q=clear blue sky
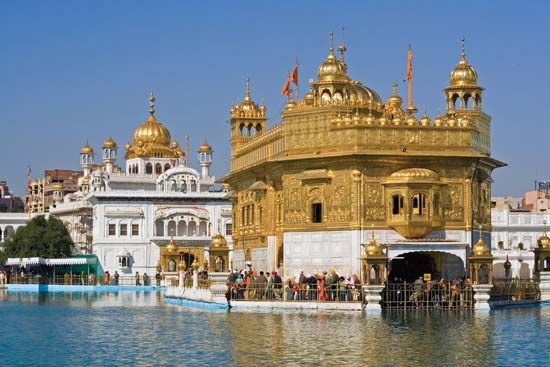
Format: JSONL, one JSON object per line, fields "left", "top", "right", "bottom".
{"left": 1, "top": 1, "right": 549, "bottom": 196}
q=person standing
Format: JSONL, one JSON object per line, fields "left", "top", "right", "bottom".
{"left": 135, "top": 272, "right": 141, "bottom": 286}
{"left": 113, "top": 271, "right": 120, "bottom": 286}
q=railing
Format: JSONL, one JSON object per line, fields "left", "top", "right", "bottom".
{"left": 226, "top": 282, "right": 363, "bottom": 302}
{"left": 383, "top": 282, "right": 474, "bottom": 310}
{"left": 7, "top": 274, "right": 160, "bottom": 286}
{"left": 491, "top": 279, "right": 540, "bottom": 302}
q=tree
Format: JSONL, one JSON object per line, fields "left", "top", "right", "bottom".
{"left": 2, "top": 215, "right": 74, "bottom": 262}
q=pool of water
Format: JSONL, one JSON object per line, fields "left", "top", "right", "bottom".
{"left": 1, "top": 290, "right": 549, "bottom": 366}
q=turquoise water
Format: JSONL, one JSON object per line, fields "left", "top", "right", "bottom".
{"left": 1, "top": 290, "right": 549, "bottom": 367}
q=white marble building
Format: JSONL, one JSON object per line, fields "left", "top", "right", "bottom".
{"left": 51, "top": 93, "right": 232, "bottom": 275}
{"left": 0, "top": 213, "right": 29, "bottom": 251}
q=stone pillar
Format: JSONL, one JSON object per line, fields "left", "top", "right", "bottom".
{"left": 363, "top": 285, "right": 385, "bottom": 313}
{"left": 178, "top": 270, "right": 184, "bottom": 288}
{"left": 538, "top": 271, "right": 550, "bottom": 302}
{"left": 473, "top": 284, "right": 493, "bottom": 310}
{"left": 192, "top": 270, "right": 199, "bottom": 289}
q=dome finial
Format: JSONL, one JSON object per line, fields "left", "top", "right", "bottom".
{"left": 148, "top": 92, "right": 156, "bottom": 116}
{"left": 461, "top": 36, "right": 466, "bottom": 61}
{"left": 392, "top": 82, "right": 398, "bottom": 96}
{"left": 329, "top": 31, "right": 335, "bottom": 55}
{"left": 245, "top": 77, "right": 251, "bottom": 100}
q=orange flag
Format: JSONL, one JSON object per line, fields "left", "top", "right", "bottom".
{"left": 290, "top": 64, "right": 298, "bottom": 86}
{"left": 281, "top": 76, "right": 291, "bottom": 96}
{"left": 405, "top": 46, "right": 413, "bottom": 81}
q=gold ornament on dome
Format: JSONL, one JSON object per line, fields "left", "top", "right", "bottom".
{"left": 198, "top": 139, "right": 213, "bottom": 153}
{"left": 365, "top": 229, "right": 383, "bottom": 257}
{"left": 472, "top": 227, "right": 491, "bottom": 256}
{"left": 211, "top": 233, "right": 228, "bottom": 249}
{"left": 191, "top": 258, "right": 199, "bottom": 270}
{"left": 80, "top": 143, "right": 94, "bottom": 155}
{"left": 448, "top": 37, "right": 479, "bottom": 88}
{"left": 166, "top": 238, "right": 176, "bottom": 252}
{"left": 124, "top": 93, "right": 182, "bottom": 160}
{"left": 102, "top": 137, "right": 117, "bottom": 149}
{"left": 538, "top": 220, "right": 550, "bottom": 249}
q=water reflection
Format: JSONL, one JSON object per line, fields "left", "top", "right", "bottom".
{"left": 1, "top": 291, "right": 549, "bottom": 366}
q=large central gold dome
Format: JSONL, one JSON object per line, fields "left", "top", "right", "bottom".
{"left": 124, "top": 93, "right": 183, "bottom": 160}
{"left": 133, "top": 115, "right": 171, "bottom": 146}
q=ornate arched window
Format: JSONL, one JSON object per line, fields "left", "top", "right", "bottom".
{"left": 155, "top": 163, "right": 162, "bottom": 175}
{"left": 146, "top": 163, "right": 153, "bottom": 175}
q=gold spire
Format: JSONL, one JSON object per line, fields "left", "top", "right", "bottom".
{"left": 365, "top": 224, "right": 383, "bottom": 256}
{"left": 329, "top": 31, "right": 335, "bottom": 56}
{"left": 149, "top": 92, "right": 156, "bottom": 116}
{"left": 461, "top": 36, "right": 466, "bottom": 62}
{"left": 245, "top": 78, "right": 251, "bottom": 101}
{"left": 472, "top": 225, "right": 490, "bottom": 256}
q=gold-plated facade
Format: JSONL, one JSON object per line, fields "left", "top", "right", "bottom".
{"left": 221, "top": 36, "right": 505, "bottom": 270}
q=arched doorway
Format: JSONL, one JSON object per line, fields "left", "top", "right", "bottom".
{"left": 389, "top": 251, "right": 465, "bottom": 282}
{"left": 389, "top": 252, "right": 437, "bottom": 282}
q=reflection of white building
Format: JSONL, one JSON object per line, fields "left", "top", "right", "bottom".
{"left": 53, "top": 93, "right": 232, "bottom": 275}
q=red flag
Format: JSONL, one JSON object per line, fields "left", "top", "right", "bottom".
{"left": 405, "top": 46, "right": 413, "bottom": 81}
{"left": 281, "top": 76, "right": 291, "bottom": 96}
{"left": 290, "top": 64, "right": 298, "bottom": 86}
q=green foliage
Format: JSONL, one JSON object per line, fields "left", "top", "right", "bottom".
{"left": 3, "top": 215, "right": 74, "bottom": 260}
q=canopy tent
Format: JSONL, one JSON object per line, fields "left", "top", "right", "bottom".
{"left": 5, "top": 255, "right": 101, "bottom": 277}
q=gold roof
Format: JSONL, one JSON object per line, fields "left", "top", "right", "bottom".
{"left": 198, "top": 139, "right": 213, "bottom": 153}
{"left": 472, "top": 237, "right": 491, "bottom": 257}
{"left": 80, "top": 143, "right": 94, "bottom": 155}
{"left": 365, "top": 231, "right": 383, "bottom": 257}
{"left": 103, "top": 137, "right": 117, "bottom": 149}
{"left": 125, "top": 93, "right": 182, "bottom": 160}
{"left": 211, "top": 233, "right": 228, "bottom": 248}
{"left": 52, "top": 182, "right": 63, "bottom": 191}
{"left": 386, "top": 82, "right": 403, "bottom": 110}
{"left": 230, "top": 79, "right": 266, "bottom": 119}
{"left": 82, "top": 175, "right": 91, "bottom": 185}
{"left": 389, "top": 168, "right": 440, "bottom": 181}
{"left": 314, "top": 33, "right": 382, "bottom": 106}
{"left": 449, "top": 38, "right": 479, "bottom": 89}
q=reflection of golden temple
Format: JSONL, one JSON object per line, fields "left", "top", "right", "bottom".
{"left": 221, "top": 35, "right": 505, "bottom": 276}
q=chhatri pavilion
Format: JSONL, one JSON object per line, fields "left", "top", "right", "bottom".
{"left": 221, "top": 35, "right": 505, "bottom": 281}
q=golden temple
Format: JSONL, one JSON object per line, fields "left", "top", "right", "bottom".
{"left": 221, "top": 35, "right": 505, "bottom": 277}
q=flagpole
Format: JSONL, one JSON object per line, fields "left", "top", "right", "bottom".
{"left": 295, "top": 58, "right": 299, "bottom": 103}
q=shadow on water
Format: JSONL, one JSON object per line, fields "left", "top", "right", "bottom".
{"left": 1, "top": 292, "right": 549, "bottom": 366}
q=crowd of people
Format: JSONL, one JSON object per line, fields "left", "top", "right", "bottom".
{"left": 226, "top": 268, "right": 363, "bottom": 302}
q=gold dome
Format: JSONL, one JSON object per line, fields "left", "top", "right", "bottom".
{"left": 449, "top": 38, "right": 479, "bottom": 88}
{"left": 125, "top": 93, "right": 181, "bottom": 160}
{"left": 133, "top": 115, "right": 171, "bottom": 146}
{"left": 419, "top": 112, "right": 431, "bottom": 127}
{"left": 80, "top": 143, "right": 94, "bottom": 155}
{"left": 230, "top": 79, "right": 265, "bottom": 119}
{"left": 317, "top": 33, "right": 348, "bottom": 82}
{"left": 82, "top": 175, "right": 91, "bottom": 185}
{"left": 365, "top": 233, "right": 383, "bottom": 257}
{"left": 199, "top": 140, "right": 213, "bottom": 153}
{"left": 211, "top": 233, "right": 228, "bottom": 248}
{"left": 472, "top": 237, "right": 491, "bottom": 256}
{"left": 389, "top": 168, "right": 440, "bottom": 181}
{"left": 102, "top": 137, "right": 117, "bottom": 149}
{"left": 166, "top": 238, "right": 176, "bottom": 252}
{"left": 386, "top": 83, "right": 403, "bottom": 110}
{"left": 52, "top": 182, "right": 63, "bottom": 191}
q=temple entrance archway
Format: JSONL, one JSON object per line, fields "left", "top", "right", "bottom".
{"left": 389, "top": 251, "right": 465, "bottom": 282}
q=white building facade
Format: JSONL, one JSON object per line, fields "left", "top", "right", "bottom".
{"left": 52, "top": 93, "right": 232, "bottom": 275}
